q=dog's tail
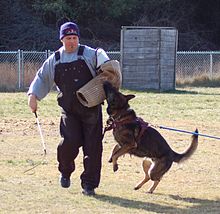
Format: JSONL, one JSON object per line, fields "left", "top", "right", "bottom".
{"left": 173, "top": 129, "right": 198, "bottom": 163}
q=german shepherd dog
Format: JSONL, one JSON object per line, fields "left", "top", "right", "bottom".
{"left": 103, "top": 81, "right": 198, "bottom": 193}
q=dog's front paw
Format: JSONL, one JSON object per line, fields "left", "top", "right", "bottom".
{"left": 113, "top": 164, "right": 118, "bottom": 172}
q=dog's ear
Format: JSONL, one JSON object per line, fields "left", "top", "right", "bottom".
{"left": 125, "top": 94, "right": 135, "bottom": 101}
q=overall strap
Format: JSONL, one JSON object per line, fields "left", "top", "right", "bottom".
{"left": 77, "top": 45, "right": 96, "bottom": 77}
{"left": 55, "top": 46, "right": 84, "bottom": 62}
{"left": 55, "top": 51, "right": 60, "bottom": 61}
{"left": 77, "top": 45, "right": 85, "bottom": 56}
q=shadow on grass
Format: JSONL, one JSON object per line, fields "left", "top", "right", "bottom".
{"left": 94, "top": 193, "right": 220, "bottom": 213}
{"left": 171, "top": 88, "right": 220, "bottom": 95}
{"left": 168, "top": 194, "right": 220, "bottom": 213}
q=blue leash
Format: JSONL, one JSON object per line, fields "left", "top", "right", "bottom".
{"left": 155, "top": 125, "right": 220, "bottom": 141}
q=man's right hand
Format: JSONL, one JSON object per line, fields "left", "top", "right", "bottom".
{"left": 28, "top": 94, "right": 38, "bottom": 113}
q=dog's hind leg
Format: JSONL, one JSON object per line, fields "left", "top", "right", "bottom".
{"left": 108, "top": 144, "right": 121, "bottom": 163}
{"left": 147, "top": 181, "right": 160, "bottom": 194}
{"left": 147, "top": 157, "right": 172, "bottom": 193}
{"left": 134, "top": 158, "right": 152, "bottom": 190}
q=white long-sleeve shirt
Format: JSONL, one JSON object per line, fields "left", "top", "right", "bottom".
{"left": 28, "top": 44, "right": 103, "bottom": 100}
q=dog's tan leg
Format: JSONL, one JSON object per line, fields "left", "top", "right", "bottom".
{"left": 108, "top": 144, "right": 121, "bottom": 163}
{"left": 134, "top": 158, "right": 152, "bottom": 190}
{"left": 111, "top": 144, "right": 136, "bottom": 172}
{"left": 147, "top": 181, "right": 160, "bottom": 194}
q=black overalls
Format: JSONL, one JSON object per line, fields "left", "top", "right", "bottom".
{"left": 54, "top": 46, "right": 103, "bottom": 189}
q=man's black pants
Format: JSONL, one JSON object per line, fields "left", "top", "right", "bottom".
{"left": 57, "top": 103, "right": 103, "bottom": 189}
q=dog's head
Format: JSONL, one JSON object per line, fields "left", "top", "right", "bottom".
{"left": 103, "top": 81, "right": 135, "bottom": 116}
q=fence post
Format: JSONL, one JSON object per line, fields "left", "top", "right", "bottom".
{"left": 21, "top": 50, "right": 24, "bottom": 89}
{"left": 18, "top": 49, "right": 21, "bottom": 89}
{"left": 46, "top": 50, "right": 48, "bottom": 59}
{"left": 47, "top": 50, "right": 51, "bottom": 58}
{"left": 210, "top": 52, "right": 213, "bottom": 79}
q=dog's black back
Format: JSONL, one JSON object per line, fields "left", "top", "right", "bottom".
{"left": 133, "top": 127, "right": 173, "bottom": 158}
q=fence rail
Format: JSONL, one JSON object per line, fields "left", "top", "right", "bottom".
{"left": 0, "top": 50, "right": 220, "bottom": 90}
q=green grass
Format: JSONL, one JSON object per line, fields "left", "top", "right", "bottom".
{"left": 0, "top": 87, "right": 220, "bottom": 213}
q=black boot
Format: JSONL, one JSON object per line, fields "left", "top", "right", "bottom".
{"left": 60, "top": 174, "right": 70, "bottom": 188}
{"left": 82, "top": 184, "right": 95, "bottom": 196}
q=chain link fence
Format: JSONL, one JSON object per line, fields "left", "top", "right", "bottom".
{"left": 0, "top": 51, "right": 18, "bottom": 91}
{"left": 0, "top": 50, "right": 219, "bottom": 91}
{"left": 176, "top": 51, "right": 220, "bottom": 79}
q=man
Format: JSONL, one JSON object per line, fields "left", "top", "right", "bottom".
{"left": 28, "top": 21, "right": 109, "bottom": 196}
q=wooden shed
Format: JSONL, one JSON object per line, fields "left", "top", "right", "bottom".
{"left": 120, "top": 26, "right": 178, "bottom": 91}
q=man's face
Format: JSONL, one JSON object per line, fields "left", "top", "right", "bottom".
{"left": 61, "top": 35, "right": 79, "bottom": 53}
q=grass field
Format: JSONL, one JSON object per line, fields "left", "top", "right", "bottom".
{"left": 0, "top": 87, "right": 220, "bottom": 214}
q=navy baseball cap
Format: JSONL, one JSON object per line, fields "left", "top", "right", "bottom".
{"left": 59, "top": 22, "right": 80, "bottom": 40}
